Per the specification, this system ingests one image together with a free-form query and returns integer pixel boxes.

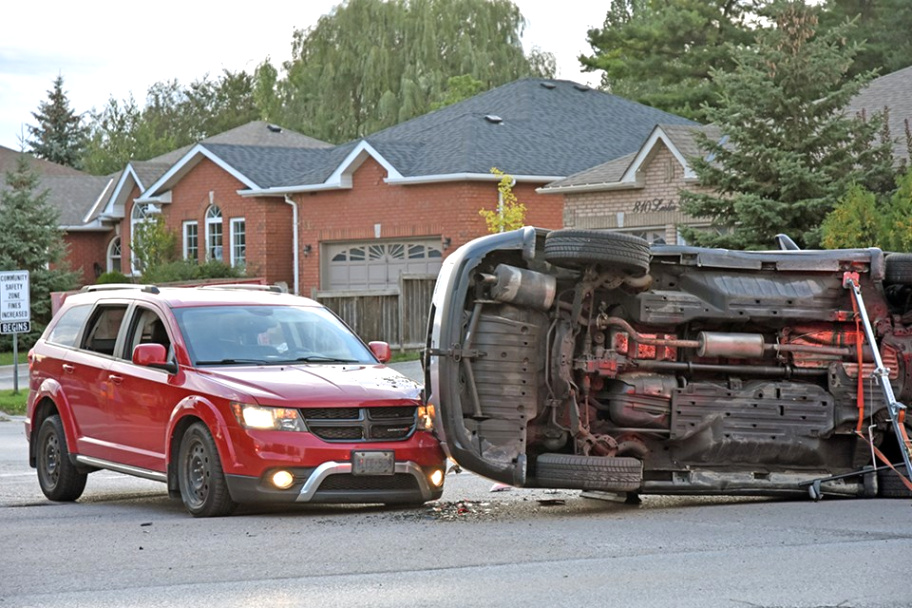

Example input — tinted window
[46,304,92,347]
[174,305,375,366]
[81,305,128,356]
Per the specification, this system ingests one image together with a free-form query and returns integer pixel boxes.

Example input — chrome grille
[300,406,417,442]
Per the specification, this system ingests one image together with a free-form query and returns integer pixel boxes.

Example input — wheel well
[28,398,59,467]
[167,415,203,497]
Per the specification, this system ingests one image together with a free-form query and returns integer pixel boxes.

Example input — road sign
[0,321,30,334]
[0,271,30,326]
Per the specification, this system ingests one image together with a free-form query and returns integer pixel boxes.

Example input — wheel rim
[41,430,61,488]
[182,436,210,509]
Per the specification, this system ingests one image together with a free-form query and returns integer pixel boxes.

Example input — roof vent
[267,124,282,133]
[540,82,557,89]
[574,84,590,92]
[484,114,503,124]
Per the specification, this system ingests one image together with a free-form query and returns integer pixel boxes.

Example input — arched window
[205,205,223,261]
[107,237,122,273]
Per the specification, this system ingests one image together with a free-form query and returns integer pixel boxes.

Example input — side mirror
[133,343,177,374]
[368,341,392,364]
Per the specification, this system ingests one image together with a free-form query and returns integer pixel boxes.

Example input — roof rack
[82,284,160,294]
[196,284,286,293]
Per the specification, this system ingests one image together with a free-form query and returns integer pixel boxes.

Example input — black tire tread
[535,453,643,491]
[544,229,651,275]
[37,415,88,502]
[178,423,238,517]
[885,253,912,285]
[878,464,912,498]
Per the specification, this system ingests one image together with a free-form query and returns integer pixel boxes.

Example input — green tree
[278,0,554,143]
[819,0,912,78]
[883,167,912,252]
[0,156,78,344]
[479,168,526,233]
[132,213,178,278]
[680,0,895,249]
[820,183,882,248]
[81,68,271,175]
[581,0,761,121]
[27,75,87,169]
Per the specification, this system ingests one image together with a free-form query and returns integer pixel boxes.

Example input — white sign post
[0,271,30,393]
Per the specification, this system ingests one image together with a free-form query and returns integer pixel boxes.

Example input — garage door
[325,239,443,290]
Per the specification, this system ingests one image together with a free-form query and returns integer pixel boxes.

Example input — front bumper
[225,460,445,504]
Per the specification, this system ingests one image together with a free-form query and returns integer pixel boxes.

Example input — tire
[544,229,651,276]
[878,464,912,498]
[885,253,912,285]
[177,422,237,517]
[36,415,87,502]
[534,453,643,491]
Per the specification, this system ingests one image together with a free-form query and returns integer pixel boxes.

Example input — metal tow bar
[842,272,912,481]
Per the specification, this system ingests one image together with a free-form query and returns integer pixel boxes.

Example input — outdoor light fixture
[303,244,312,257]
[441,236,452,251]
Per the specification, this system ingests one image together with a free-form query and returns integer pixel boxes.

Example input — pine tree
[0,156,78,343]
[27,76,87,169]
[680,0,895,249]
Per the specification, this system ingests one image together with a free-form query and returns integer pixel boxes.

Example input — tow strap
[843,272,912,493]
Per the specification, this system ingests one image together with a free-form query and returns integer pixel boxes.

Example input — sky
[0,0,607,151]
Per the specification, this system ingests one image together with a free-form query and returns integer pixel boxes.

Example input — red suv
[26,285,445,516]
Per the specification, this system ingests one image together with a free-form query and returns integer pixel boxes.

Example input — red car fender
[28,377,77,446]
[166,396,241,470]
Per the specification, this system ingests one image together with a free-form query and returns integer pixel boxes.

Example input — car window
[174,305,375,366]
[80,305,128,356]
[46,304,92,347]
[123,307,172,362]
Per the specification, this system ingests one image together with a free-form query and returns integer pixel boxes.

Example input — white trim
[205,205,224,262]
[182,220,199,261]
[136,144,260,203]
[536,180,643,195]
[91,166,142,221]
[81,177,116,224]
[619,126,696,183]
[106,236,122,273]
[283,195,300,295]
[229,217,246,268]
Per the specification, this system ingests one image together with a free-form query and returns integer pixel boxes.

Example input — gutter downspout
[284,195,300,295]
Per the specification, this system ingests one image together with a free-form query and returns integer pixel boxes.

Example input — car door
[104,304,179,472]
[64,302,130,460]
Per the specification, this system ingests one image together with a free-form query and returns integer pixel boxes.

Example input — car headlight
[417,404,434,431]
[230,402,307,432]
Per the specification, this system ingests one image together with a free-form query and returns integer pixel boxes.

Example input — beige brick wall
[564,143,713,244]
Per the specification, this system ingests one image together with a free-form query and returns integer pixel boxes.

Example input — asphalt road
[2,360,909,607]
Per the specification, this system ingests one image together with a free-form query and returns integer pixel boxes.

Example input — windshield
[174,305,376,367]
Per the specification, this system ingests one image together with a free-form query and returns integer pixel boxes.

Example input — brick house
[115,78,694,297]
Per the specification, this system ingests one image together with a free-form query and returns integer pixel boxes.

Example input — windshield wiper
[195,359,267,366]
[292,356,360,363]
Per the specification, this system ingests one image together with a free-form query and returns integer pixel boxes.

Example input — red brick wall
[62,231,112,286]
[291,158,565,293]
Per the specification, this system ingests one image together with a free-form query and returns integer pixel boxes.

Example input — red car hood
[198,363,423,406]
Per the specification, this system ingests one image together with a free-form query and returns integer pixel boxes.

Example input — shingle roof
[187,79,697,190]
[846,64,912,164]
[365,78,697,179]
[0,146,86,177]
[542,124,721,191]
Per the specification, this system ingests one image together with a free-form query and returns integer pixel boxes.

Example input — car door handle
[108,374,124,385]
[62,364,75,373]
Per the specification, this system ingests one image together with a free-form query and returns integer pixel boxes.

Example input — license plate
[351,450,395,476]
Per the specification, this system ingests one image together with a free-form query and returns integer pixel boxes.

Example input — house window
[183,221,199,261]
[205,205,223,261]
[230,218,246,268]
[107,236,122,273]
[130,203,154,275]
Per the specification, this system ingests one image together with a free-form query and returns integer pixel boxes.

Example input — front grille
[300,406,417,442]
[319,473,420,491]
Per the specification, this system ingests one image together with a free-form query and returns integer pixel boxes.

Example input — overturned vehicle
[425,227,912,500]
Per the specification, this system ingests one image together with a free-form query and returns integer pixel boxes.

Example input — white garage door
[325,239,443,290]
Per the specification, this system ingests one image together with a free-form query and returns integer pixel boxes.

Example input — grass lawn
[0,351,27,366]
[0,389,27,416]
